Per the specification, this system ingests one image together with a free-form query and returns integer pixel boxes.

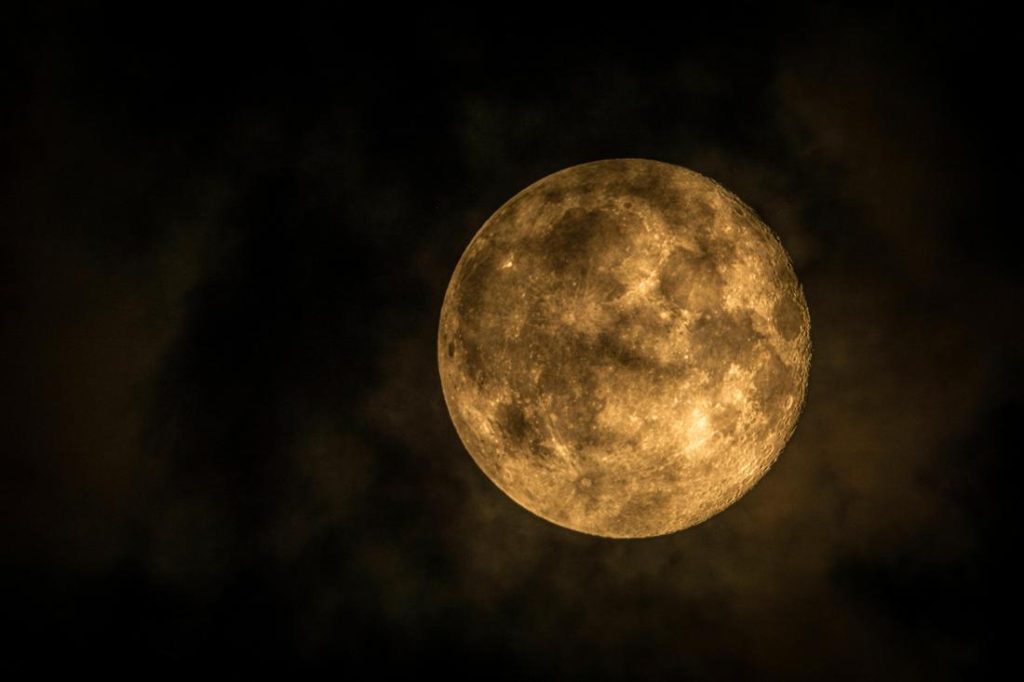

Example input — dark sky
[1,6,1017,678]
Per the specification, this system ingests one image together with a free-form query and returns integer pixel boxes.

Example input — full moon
[438,159,810,538]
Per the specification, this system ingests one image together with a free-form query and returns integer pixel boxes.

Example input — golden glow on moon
[438,159,811,538]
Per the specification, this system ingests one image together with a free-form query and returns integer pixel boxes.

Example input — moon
[438,159,810,538]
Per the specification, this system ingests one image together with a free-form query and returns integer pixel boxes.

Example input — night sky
[2,6,1017,678]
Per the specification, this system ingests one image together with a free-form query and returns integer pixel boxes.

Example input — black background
[2,5,1018,678]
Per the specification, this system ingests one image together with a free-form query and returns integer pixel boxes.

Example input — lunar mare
[438,159,810,538]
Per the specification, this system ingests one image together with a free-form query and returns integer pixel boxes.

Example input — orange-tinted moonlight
[439,159,810,538]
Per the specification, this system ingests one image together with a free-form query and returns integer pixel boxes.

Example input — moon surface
[438,159,810,538]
